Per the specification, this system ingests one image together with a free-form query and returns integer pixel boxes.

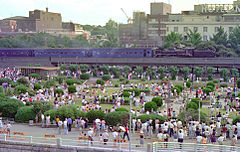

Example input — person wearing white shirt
[218,134,224,145]
[112,130,118,140]
[157,131,163,141]
[196,135,203,143]
[132,118,136,133]
[178,129,184,143]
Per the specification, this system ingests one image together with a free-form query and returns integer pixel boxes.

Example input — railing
[153,142,240,152]
[0,133,147,152]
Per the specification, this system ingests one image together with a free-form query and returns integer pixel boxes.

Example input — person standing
[67,117,72,132]
[88,128,94,144]
[6,122,12,136]
[123,126,130,141]
[211,129,216,144]
[0,117,3,131]
[102,130,109,145]
[41,113,45,128]
[46,114,50,128]
[132,118,136,134]
[58,120,63,135]
[64,118,68,135]
[140,131,144,146]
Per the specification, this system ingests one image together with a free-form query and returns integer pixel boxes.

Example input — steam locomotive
[0,47,216,58]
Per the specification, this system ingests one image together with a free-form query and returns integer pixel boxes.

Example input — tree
[169,66,179,80]
[182,67,190,80]
[194,67,204,79]
[207,67,215,81]
[164,32,183,48]
[123,66,131,76]
[219,68,230,82]
[135,66,143,77]
[186,29,202,46]
[100,65,109,74]
[79,64,90,73]
[232,68,239,79]
[210,26,228,46]
[104,19,119,47]
[71,35,90,48]
[68,64,78,73]
[157,67,165,79]
[229,26,240,55]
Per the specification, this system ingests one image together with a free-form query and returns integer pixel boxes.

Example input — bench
[13,132,25,141]
[44,134,56,143]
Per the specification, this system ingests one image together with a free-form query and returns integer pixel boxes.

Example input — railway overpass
[1,57,240,69]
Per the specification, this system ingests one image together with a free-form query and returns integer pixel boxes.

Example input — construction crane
[121,8,133,24]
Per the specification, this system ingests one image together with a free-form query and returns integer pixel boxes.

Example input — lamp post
[129,92,134,152]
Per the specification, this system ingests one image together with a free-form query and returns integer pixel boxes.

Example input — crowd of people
[1,66,240,148]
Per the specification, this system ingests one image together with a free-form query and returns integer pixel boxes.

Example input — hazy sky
[0,0,236,25]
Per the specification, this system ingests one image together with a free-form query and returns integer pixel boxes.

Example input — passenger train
[0,48,216,58]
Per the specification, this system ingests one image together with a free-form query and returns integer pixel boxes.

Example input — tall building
[1,20,17,32]
[165,0,240,41]
[151,2,172,15]
[29,8,62,32]
[119,11,155,48]
[147,2,171,46]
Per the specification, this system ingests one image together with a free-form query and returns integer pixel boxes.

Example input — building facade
[165,0,240,41]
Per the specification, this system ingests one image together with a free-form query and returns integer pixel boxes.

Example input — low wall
[0,140,112,152]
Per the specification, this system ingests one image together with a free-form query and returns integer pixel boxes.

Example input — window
[229,27,233,32]
[203,35,208,41]
[184,27,188,32]
[174,27,178,32]
[194,27,198,32]
[203,27,208,32]
[215,27,219,32]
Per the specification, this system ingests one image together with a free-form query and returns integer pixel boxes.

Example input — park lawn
[200,108,238,119]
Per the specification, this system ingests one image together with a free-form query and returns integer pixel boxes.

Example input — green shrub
[119,77,125,81]
[33,101,53,114]
[15,106,36,122]
[17,77,29,87]
[0,78,12,85]
[152,97,163,107]
[15,85,27,94]
[131,75,138,80]
[220,83,228,88]
[232,116,240,125]
[171,87,181,94]
[56,76,65,84]
[0,86,4,94]
[96,79,105,85]
[28,91,35,97]
[186,102,198,110]
[54,89,64,96]
[114,84,119,87]
[203,88,212,95]
[43,80,56,88]
[124,97,130,104]
[66,79,76,85]
[144,101,157,112]
[86,110,105,123]
[191,98,202,108]
[68,85,76,94]
[206,82,215,89]
[186,81,191,88]
[105,111,129,126]
[11,82,18,88]
[206,85,214,92]
[132,89,140,96]
[34,83,42,90]
[175,85,184,92]
[124,80,130,84]
[0,99,24,118]
[141,78,146,81]
[28,73,41,79]
[137,115,167,124]
[237,79,240,89]
[80,73,90,80]
[122,92,130,97]
[178,108,208,123]
[102,74,111,81]
[213,80,219,83]
[116,107,128,112]
[44,109,57,121]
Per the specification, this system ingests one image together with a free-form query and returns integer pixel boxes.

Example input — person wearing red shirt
[123,126,130,141]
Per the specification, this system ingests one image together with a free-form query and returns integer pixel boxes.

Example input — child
[99,134,103,143]
[173,131,178,142]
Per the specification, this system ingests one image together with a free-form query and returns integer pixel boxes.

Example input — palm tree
[164,32,183,48]
[186,29,202,46]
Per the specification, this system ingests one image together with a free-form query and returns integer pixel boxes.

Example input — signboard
[200,4,240,13]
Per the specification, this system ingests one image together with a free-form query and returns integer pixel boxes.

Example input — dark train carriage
[0,48,35,57]
[193,49,216,58]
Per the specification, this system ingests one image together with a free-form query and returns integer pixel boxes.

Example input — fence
[153,142,240,152]
[0,133,148,152]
